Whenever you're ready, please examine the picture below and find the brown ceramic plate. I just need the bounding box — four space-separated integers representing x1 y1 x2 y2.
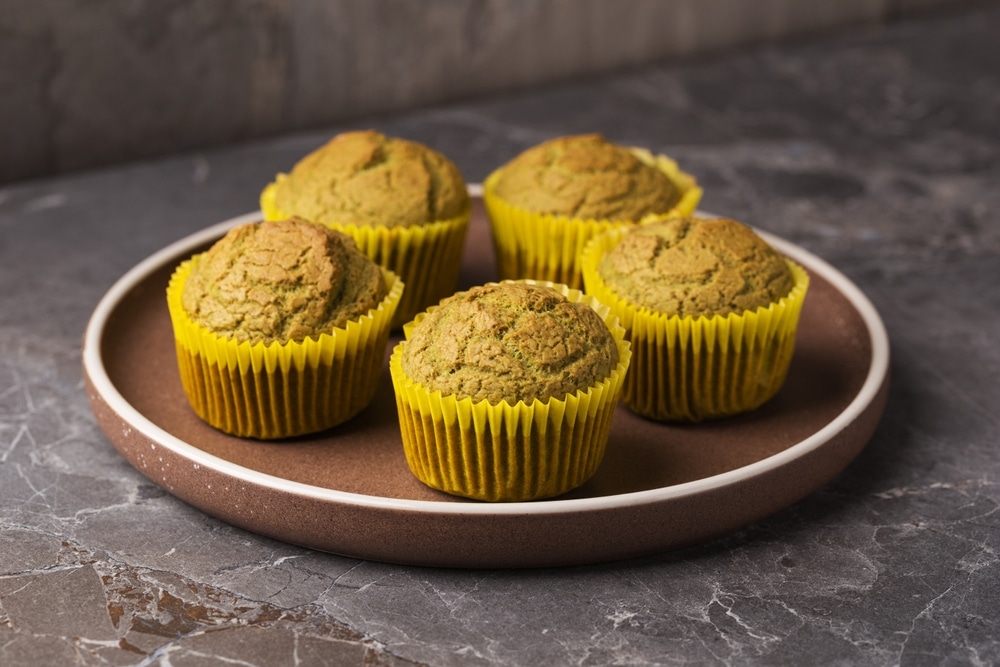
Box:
83 189 890 568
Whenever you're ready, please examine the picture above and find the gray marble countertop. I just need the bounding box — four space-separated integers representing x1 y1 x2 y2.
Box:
2 5 999 666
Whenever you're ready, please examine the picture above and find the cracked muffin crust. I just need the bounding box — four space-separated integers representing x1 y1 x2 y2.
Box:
597 217 794 318
181 217 387 344
401 282 619 405
490 133 680 221
271 130 469 228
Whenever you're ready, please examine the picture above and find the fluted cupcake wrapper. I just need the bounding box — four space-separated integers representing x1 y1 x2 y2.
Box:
166 259 404 439
482 148 703 290
581 228 810 422
261 177 469 328
390 281 632 502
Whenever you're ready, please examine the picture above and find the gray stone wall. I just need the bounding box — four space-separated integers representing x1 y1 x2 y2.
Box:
0 0 976 184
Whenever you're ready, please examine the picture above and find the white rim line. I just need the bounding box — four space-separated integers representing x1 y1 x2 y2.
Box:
82 203 889 516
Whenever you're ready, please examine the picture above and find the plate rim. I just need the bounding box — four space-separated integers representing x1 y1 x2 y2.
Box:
82 196 890 517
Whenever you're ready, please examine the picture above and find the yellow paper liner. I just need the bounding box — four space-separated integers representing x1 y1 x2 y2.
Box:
482 148 703 290
389 280 632 502
580 227 810 422
261 177 469 328
166 258 403 439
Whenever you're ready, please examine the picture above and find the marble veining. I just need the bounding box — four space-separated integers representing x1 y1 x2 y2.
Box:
2 4 1000 665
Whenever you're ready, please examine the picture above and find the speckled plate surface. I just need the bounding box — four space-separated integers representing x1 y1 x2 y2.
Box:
83 190 890 568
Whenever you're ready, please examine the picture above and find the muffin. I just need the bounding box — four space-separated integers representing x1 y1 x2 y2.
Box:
260 130 471 327
581 216 809 422
483 133 702 289
166 217 404 439
389 281 631 502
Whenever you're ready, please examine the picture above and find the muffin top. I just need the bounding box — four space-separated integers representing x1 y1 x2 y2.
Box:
491 133 680 221
182 217 387 344
402 282 619 405
598 217 794 318
273 130 470 228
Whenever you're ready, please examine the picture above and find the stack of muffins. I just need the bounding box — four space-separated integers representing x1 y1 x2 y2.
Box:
164 129 808 502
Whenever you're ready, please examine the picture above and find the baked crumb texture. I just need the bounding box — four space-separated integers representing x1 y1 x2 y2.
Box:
598 217 794 319
182 218 387 345
401 282 618 405
390 281 632 502
167 218 403 439
483 133 702 289
272 130 469 228
581 218 809 422
492 133 680 221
